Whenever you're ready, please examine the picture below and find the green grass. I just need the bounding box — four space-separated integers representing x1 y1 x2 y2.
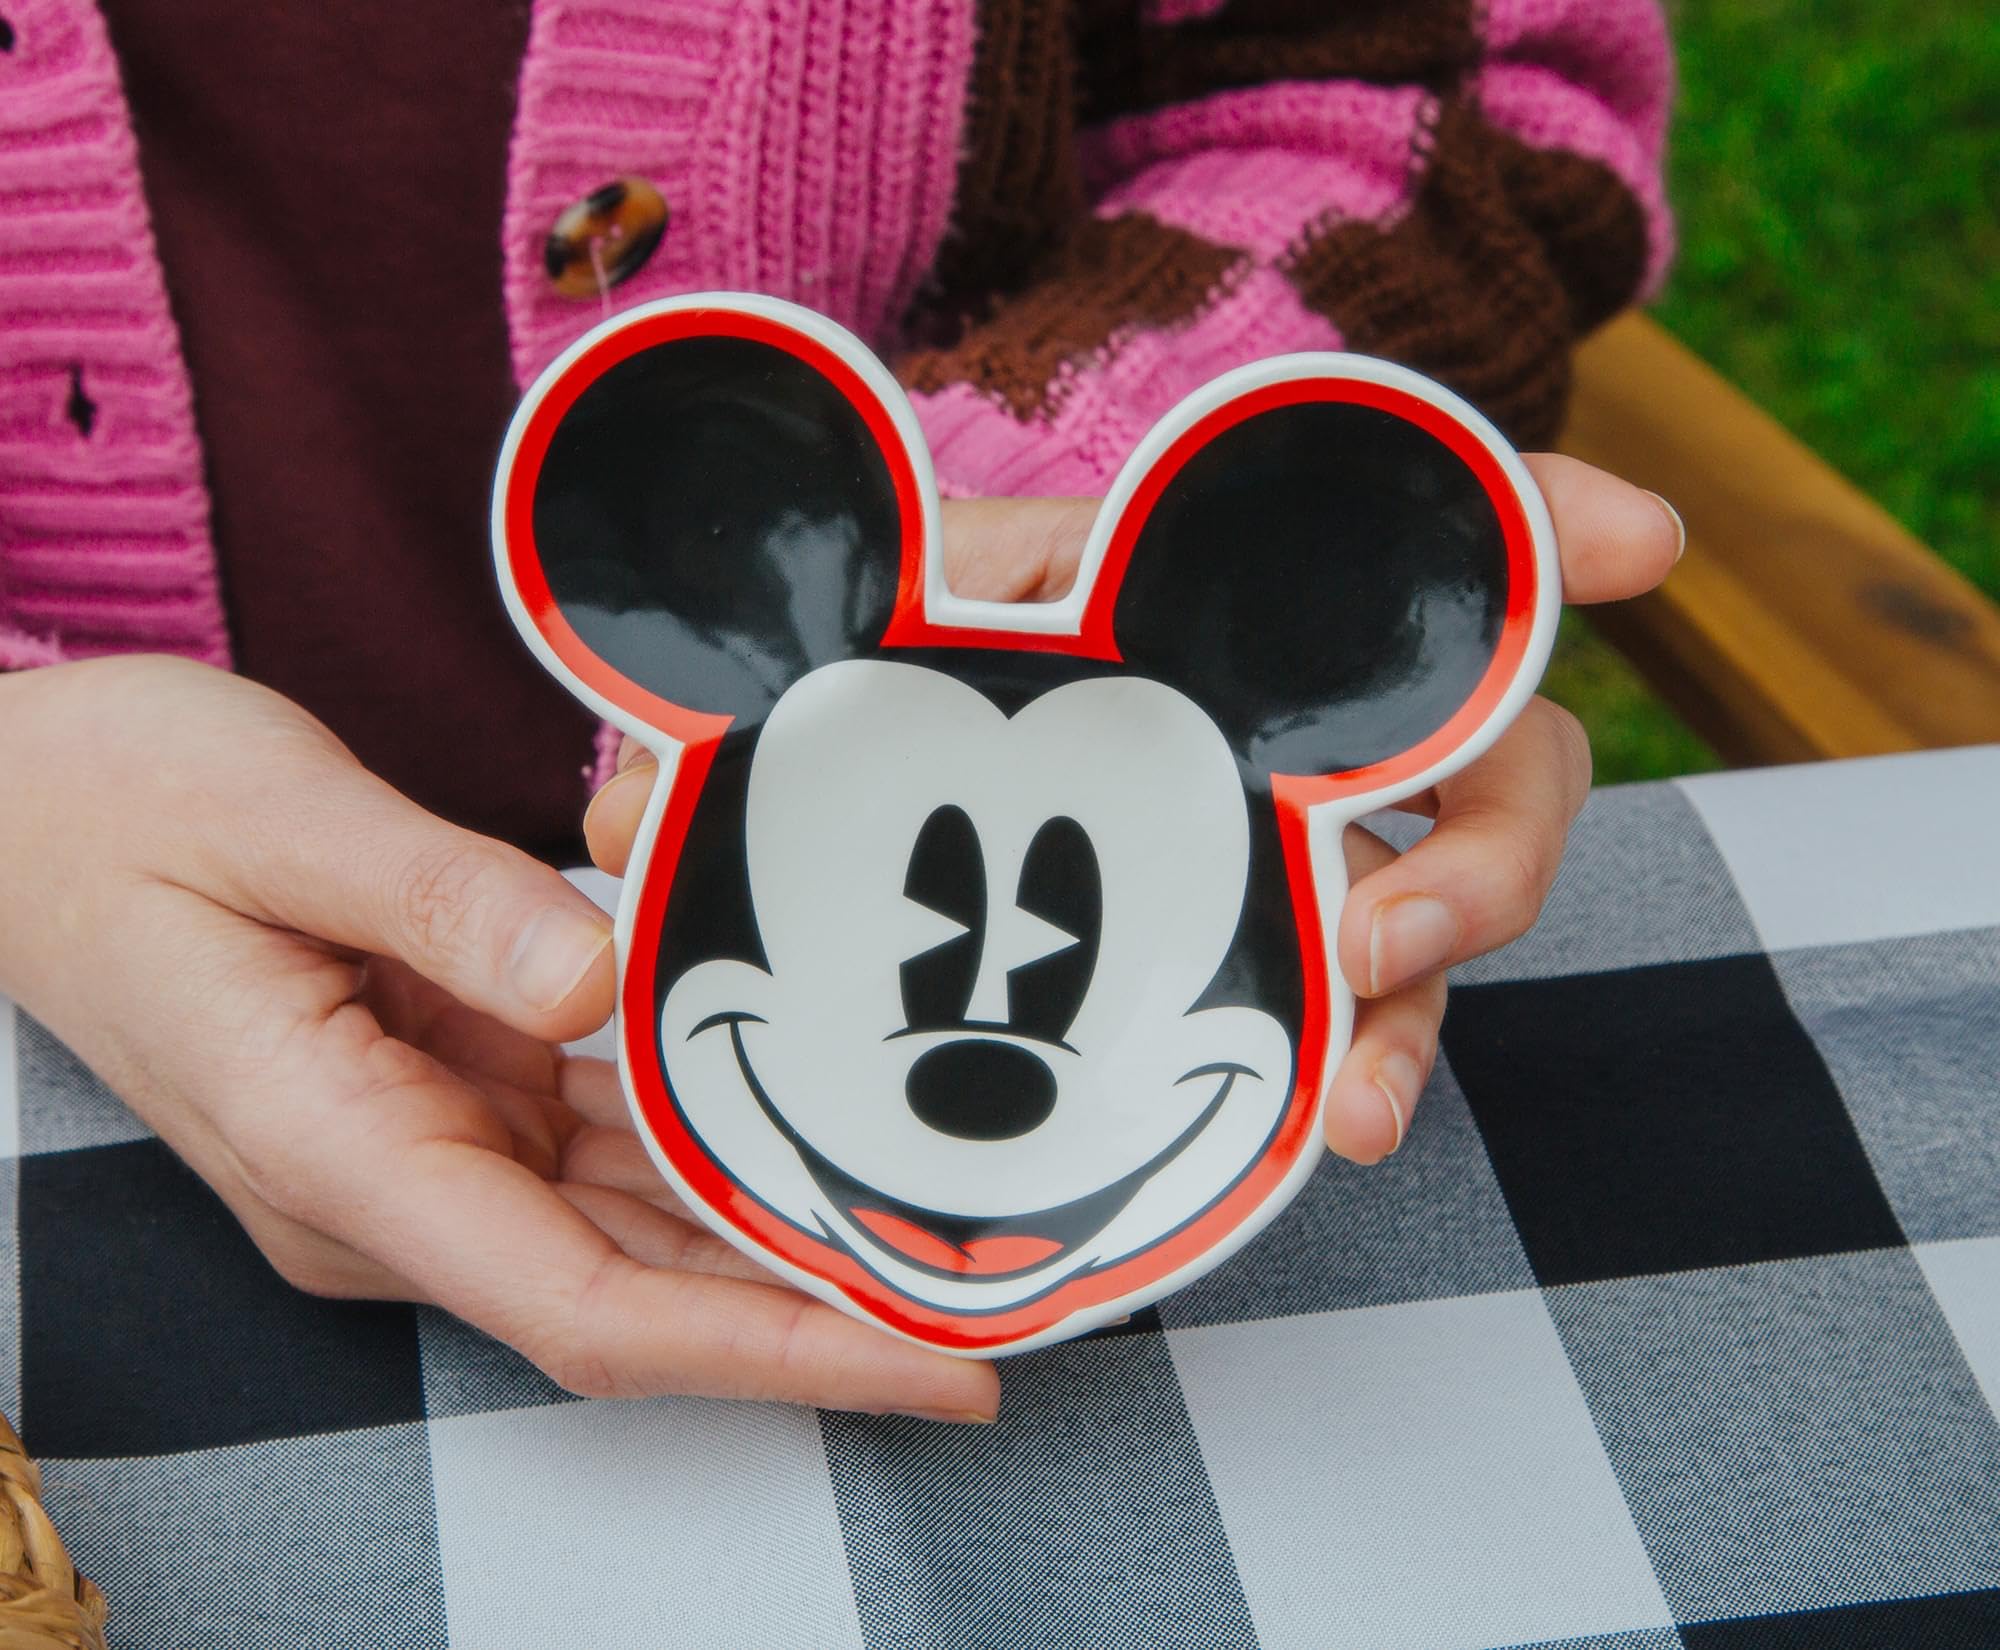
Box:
1546 0 2000 785
1544 612 1723 783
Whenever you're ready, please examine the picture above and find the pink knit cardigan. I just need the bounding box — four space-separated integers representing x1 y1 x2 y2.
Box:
0 0 1673 696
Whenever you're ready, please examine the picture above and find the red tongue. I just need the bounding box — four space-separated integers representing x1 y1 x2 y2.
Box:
852 1208 1063 1275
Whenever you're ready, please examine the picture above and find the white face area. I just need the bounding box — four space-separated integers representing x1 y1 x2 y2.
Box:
661 658 1294 1311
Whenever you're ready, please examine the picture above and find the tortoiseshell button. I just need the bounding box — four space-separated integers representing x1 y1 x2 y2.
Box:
544 178 668 299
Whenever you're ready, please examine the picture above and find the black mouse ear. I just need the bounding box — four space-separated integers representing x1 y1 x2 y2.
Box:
494 297 932 743
1094 358 1559 804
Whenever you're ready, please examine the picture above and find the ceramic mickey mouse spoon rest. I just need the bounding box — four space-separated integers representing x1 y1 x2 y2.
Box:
494 294 1559 1357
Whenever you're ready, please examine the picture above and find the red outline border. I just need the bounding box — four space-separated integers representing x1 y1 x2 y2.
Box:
503 326 1541 1349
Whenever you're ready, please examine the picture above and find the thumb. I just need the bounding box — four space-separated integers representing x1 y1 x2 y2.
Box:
218 755 614 1042
937 496 1095 603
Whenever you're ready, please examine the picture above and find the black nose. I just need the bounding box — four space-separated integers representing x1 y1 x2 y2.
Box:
904 1039 1057 1141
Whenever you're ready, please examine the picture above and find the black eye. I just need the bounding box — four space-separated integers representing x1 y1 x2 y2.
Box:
900 805 984 1031
1009 816 1100 1043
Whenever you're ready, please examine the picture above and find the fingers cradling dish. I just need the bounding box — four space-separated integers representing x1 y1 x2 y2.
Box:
1338 697 1590 1002
1322 824 1447 1164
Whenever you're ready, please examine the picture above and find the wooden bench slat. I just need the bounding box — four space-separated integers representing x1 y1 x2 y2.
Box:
1558 314 2000 767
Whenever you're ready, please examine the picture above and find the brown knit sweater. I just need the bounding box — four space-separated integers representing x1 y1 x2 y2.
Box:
903 0 1670 454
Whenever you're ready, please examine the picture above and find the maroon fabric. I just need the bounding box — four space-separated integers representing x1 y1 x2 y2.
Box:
98 0 599 863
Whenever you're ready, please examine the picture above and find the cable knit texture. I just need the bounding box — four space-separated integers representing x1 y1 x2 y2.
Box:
0 0 1673 790
905 0 1673 497
0 0 229 668
503 0 976 389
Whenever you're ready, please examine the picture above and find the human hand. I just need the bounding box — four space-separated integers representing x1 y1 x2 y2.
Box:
584 462 1682 1169
0 657 999 1420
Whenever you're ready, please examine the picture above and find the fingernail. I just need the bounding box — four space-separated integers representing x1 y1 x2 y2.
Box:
585 761 651 819
901 1408 998 1425
1367 895 1460 995
509 907 612 1011
616 739 656 775
1645 491 1687 563
1373 1052 1422 1156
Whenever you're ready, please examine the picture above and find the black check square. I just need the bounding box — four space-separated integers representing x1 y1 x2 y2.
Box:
21 1139 425 1457
1680 1589 2000 1649
1442 955 1904 1286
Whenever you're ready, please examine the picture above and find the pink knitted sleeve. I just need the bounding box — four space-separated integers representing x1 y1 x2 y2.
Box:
902 0 1674 498
0 0 232 673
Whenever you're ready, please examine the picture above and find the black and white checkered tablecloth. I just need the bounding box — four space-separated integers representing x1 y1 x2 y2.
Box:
10 748 1999 1648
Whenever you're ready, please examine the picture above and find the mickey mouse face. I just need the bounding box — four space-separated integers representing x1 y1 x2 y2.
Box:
494 296 1559 1354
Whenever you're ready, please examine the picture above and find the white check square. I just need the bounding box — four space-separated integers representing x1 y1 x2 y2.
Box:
1919 1237 2000 1423
428 1394 863 1649
1168 1293 1671 1650
1680 746 2000 952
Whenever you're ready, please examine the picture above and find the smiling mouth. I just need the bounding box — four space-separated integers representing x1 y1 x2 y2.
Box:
693 1013 1245 1280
